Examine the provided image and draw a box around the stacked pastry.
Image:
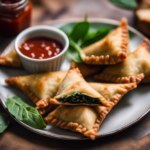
[5,68,137,140]
[1,18,150,140]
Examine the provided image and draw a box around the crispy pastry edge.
[44,106,110,140]
[93,73,145,84]
[110,83,137,104]
[81,18,129,65]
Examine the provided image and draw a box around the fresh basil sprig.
[70,21,90,44]
[81,28,111,48]
[6,96,46,129]
[66,39,84,63]
[109,0,137,10]
[66,46,83,63]
[60,21,110,63]
[0,113,10,133]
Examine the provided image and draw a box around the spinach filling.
[58,92,101,104]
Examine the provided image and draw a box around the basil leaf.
[70,21,90,43]
[60,23,76,35]
[109,0,137,10]
[0,113,10,133]
[66,46,83,63]
[23,107,46,129]
[81,28,110,47]
[68,39,84,63]
[6,96,46,129]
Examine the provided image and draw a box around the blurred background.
[31,0,135,26]
[30,0,150,37]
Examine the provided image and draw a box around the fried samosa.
[80,18,130,65]
[45,82,136,140]
[5,71,67,115]
[50,68,115,107]
[93,39,150,83]
[0,48,22,68]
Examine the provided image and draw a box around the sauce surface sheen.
[19,37,63,59]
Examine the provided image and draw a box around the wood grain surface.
[0,0,150,149]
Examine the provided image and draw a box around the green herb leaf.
[60,23,76,35]
[60,22,116,63]
[66,46,84,63]
[70,21,90,43]
[6,96,46,129]
[109,0,137,10]
[23,107,46,129]
[0,113,10,133]
[81,28,110,47]
[66,39,84,63]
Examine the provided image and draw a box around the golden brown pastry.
[0,48,22,68]
[45,82,137,140]
[50,68,114,107]
[80,18,130,65]
[93,39,150,83]
[89,82,137,104]
[70,61,104,77]
[5,71,67,115]
[44,105,110,140]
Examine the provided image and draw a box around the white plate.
[0,18,150,140]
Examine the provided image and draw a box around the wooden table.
[0,0,150,149]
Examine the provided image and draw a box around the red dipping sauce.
[0,0,32,36]
[18,37,63,59]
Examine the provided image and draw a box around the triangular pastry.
[45,82,137,140]
[5,71,67,115]
[80,18,130,65]
[50,68,114,107]
[70,61,104,77]
[44,105,110,140]
[89,82,137,104]
[93,39,149,83]
[0,48,22,68]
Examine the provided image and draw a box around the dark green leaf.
[66,39,84,63]
[70,21,90,43]
[23,107,46,129]
[6,96,46,129]
[59,23,76,35]
[109,0,137,10]
[81,28,110,47]
[0,113,10,133]
[66,46,83,63]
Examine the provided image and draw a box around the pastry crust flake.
[80,18,130,65]
[93,39,149,83]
